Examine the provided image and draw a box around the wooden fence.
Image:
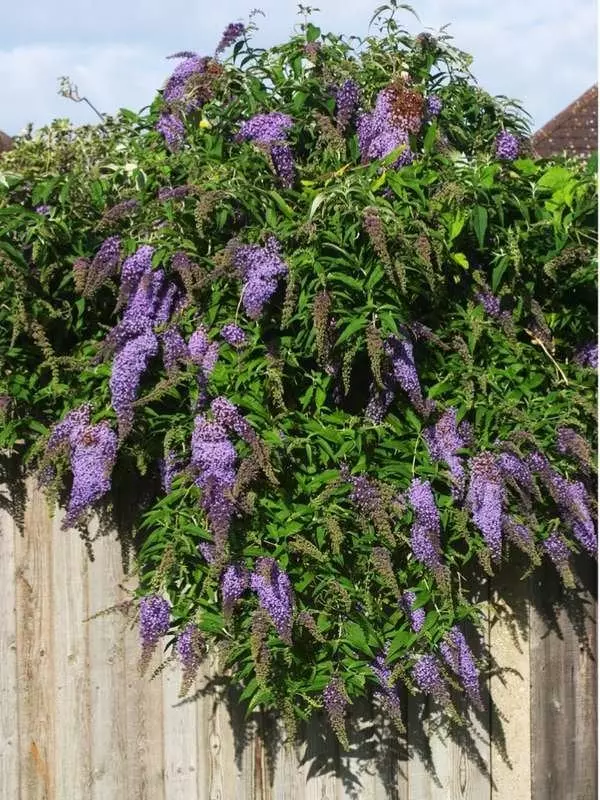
[0,476,596,800]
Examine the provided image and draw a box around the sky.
[0,0,597,136]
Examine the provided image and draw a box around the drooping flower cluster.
[400,591,425,632]
[221,563,249,615]
[357,85,417,166]
[426,95,443,117]
[233,237,289,319]
[439,626,482,708]
[371,651,404,732]
[335,79,360,130]
[139,594,171,647]
[110,332,159,439]
[190,416,237,555]
[100,198,139,226]
[424,408,470,497]
[466,453,505,561]
[45,404,118,528]
[495,130,519,161]
[237,111,295,186]
[156,112,185,152]
[412,654,449,705]
[250,557,294,643]
[210,396,257,445]
[117,245,155,308]
[216,22,245,54]
[161,327,188,374]
[237,112,293,143]
[556,426,593,473]
[188,326,219,378]
[323,676,350,748]
[574,341,598,369]
[528,452,597,556]
[83,235,121,296]
[386,335,431,414]
[407,479,444,574]
[176,622,205,692]
[220,323,247,348]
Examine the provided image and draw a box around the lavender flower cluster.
[233,237,288,319]
[46,404,118,528]
[439,626,482,708]
[407,479,444,574]
[357,87,415,167]
[495,130,519,161]
[250,557,294,642]
[335,79,359,131]
[424,407,471,498]
[139,595,171,647]
[237,112,295,186]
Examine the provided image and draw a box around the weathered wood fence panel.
[0,478,596,799]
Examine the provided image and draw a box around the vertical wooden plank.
[270,724,299,800]
[337,700,409,800]
[15,478,55,800]
[195,653,257,800]
[530,559,597,800]
[87,521,131,799]
[52,508,91,799]
[122,587,166,800]
[162,659,199,800]
[299,715,339,800]
[489,568,530,800]
[0,479,19,798]
[407,582,491,800]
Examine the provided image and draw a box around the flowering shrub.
[0,5,597,746]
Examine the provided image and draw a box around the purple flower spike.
[110,332,159,439]
[335,79,359,130]
[401,591,426,632]
[139,595,171,647]
[426,95,442,117]
[439,626,482,709]
[495,131,519,161]
[412,654,449,704]
[233,237,288,319]
[216,22,245,54]
[237,112,293,144]
[407,479,444,573]
[63,421,118,528]
[250,557,294,643]
[221,563,249,615]
[220,323,247,348]
[323,676,350,748]
[156,112,185,152]
[466,453,505,561]
[423,408,469,497]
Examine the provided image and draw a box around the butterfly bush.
[1,6,596,753]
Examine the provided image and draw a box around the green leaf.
[471,205,488,249]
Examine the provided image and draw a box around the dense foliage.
[0,4,597,744]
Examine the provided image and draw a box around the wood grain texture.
[529,560,597,800]
[489,567,531,800]
[0,482,19,799]
[2,483,598,800]
[407,583,491,800]
[52,508,91,799]
[15,478,55,800]
[87,521,131,799]
[122,586,166,800]
[162,659,199,800]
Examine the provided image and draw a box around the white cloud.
[0,0,596,135]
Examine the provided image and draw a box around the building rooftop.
[532,85,598,159]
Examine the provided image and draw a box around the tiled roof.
[0,130,13,153]
[532,85,598,159]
